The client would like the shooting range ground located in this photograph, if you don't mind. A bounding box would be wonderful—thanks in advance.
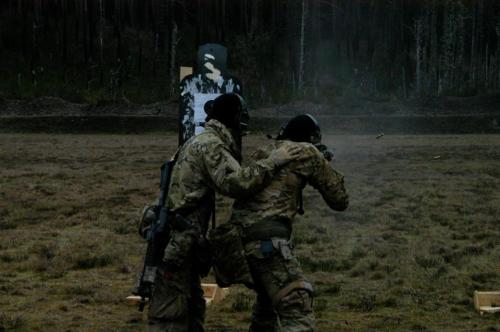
[0,133,498,331]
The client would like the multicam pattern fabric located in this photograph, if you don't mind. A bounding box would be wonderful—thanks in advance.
[208,222,253,287]
[232,140,349,226]
[231,139,349,332]
[167,119,279,213]
[246,246,314,332]
[148,264,205,332]
[149,119,283,331]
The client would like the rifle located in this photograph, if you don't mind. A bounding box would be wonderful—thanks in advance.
[135,157,177,312]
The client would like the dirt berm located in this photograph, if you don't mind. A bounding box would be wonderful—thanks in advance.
[0,95,499,134]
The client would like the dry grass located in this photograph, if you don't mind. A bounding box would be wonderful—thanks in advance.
[0,133,499,331]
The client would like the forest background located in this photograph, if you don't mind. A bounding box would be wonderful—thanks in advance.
[1,0,499,107]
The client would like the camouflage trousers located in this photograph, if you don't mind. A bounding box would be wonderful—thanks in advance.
[148,261,205,332]
[245,239,315,332]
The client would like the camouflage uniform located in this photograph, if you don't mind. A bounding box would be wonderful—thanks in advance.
[231,140,349,332]
[148,119,284,332]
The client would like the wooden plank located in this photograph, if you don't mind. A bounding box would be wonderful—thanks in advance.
[126,284,230,307]
[202,283,230,305]
[126,295,147,306]
[180,66,193,82]
[474,291,500,314]
[479,306,500,314]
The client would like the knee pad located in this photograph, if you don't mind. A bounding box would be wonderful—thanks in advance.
[272,280,314,311]
[277,288,313,314]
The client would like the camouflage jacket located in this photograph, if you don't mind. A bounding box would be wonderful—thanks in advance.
[163,119,282,265]
[167,119,281,213]
[231,140,349,228]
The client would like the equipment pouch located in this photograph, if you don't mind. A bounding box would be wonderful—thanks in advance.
[208,222,254,288]
[163,229,195,269]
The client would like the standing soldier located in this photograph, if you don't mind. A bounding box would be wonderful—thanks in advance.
[146,93,304,332]
[230,114,349,331]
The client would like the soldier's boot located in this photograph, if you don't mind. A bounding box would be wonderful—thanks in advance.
[275,289,315,332]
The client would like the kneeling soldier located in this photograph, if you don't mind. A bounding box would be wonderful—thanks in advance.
[231,114,349,331]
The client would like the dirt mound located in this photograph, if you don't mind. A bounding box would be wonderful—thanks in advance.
[1,95,499,134]
[0,96,177,117]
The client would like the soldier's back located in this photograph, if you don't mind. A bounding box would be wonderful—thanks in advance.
[232,140,320,226]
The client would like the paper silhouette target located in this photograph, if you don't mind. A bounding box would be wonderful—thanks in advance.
[179,44,242,144]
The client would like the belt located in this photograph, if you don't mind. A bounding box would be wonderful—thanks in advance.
[241,219,291,243]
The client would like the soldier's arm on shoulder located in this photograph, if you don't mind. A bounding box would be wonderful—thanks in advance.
[203,143,276,198]
[308,153,349,211]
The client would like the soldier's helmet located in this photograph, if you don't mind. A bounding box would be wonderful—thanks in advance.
[277,114,321,144]
[204,93,249,132]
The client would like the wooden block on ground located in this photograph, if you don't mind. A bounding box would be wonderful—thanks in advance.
[126,295,148,306]
[125,284,229,307]
[202,283,229,306]
[474,291,500,315]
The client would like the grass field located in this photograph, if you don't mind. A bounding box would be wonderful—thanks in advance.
[0,133,499,331]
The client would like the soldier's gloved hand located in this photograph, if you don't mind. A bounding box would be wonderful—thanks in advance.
[268,145,304,167]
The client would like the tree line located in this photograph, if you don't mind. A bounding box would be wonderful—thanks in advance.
[0,0,499,105]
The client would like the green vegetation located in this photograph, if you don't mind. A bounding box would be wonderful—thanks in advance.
[0,133,499,331]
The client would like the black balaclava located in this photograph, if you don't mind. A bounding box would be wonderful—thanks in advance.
[204,93,249,132]
[277,114,321,144]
